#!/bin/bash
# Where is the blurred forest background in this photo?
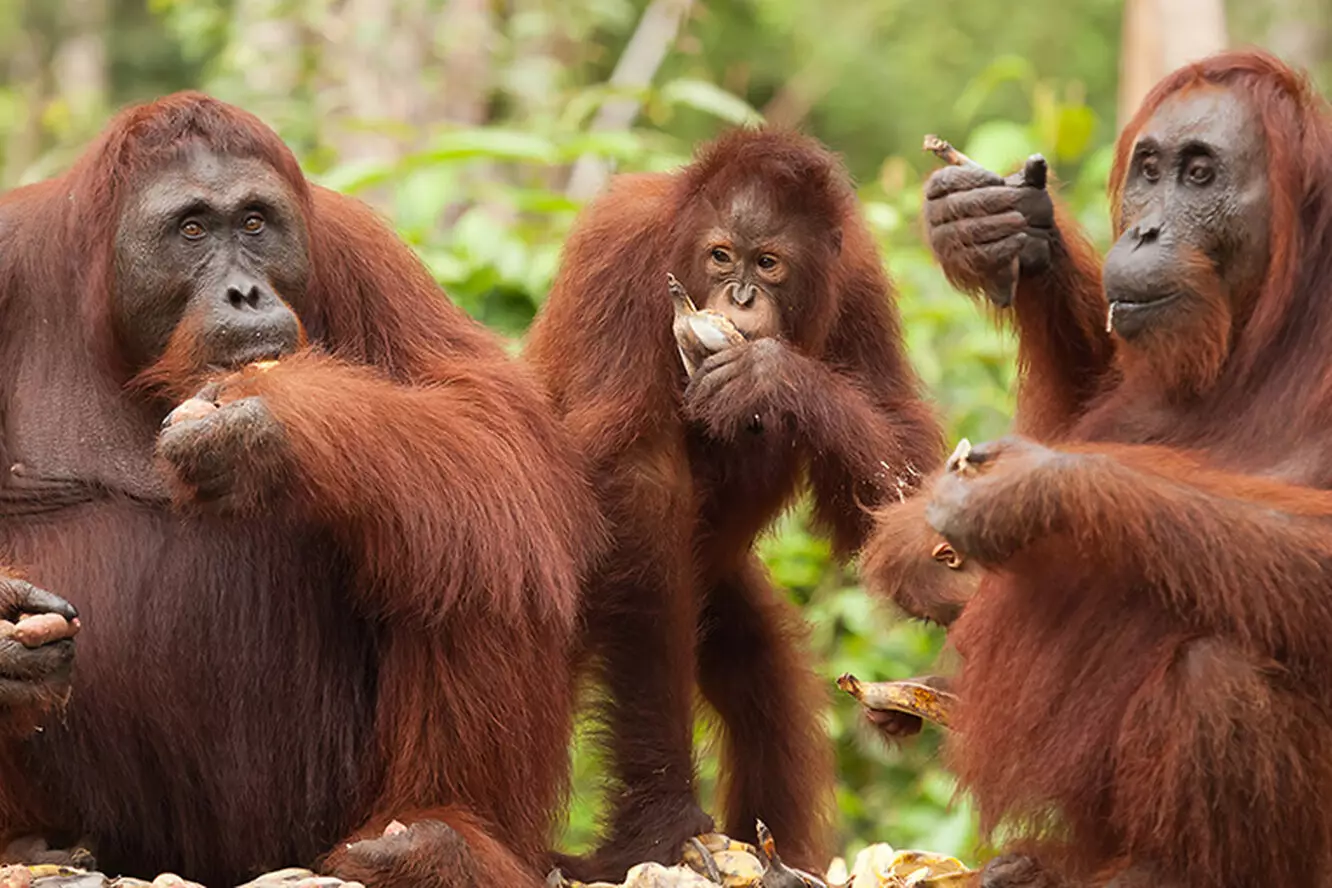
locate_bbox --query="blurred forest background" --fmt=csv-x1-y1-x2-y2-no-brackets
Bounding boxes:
1,0,1325,868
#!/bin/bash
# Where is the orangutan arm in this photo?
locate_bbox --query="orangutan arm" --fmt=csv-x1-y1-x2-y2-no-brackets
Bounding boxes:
927,436,1332,662
156,351,597,626
925,162,1116,440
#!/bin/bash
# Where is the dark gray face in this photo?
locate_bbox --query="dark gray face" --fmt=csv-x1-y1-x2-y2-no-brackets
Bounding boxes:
1103,86,1270,340
692,183,834,342
112,146,310,370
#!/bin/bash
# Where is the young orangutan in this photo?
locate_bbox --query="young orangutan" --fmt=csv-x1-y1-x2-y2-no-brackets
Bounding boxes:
527,128,944,882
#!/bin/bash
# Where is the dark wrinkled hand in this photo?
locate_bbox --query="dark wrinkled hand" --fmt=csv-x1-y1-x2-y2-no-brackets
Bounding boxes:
157,383,289,512
865,707,925,741
683,339,804,441
925,436,1068,565
925,156,1054,297
2,835,97,870
980,854,1066,888
0,578,77,717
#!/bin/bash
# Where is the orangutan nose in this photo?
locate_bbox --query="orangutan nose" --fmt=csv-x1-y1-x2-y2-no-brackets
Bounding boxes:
1132,210,1163,247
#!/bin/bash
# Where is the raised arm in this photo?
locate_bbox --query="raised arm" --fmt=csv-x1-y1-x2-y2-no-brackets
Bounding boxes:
926,436,1332,665
925,161,1116,439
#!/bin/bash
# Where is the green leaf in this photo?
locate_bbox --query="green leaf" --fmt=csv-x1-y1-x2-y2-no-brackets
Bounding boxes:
476,288,539,337
419,248,470,286
658,78,763,126
558,83,652,130
393,166,459,233
558,130,650,164
421,129,562,165
506,187,583,216
315,158,397,194
1054,104,1097,163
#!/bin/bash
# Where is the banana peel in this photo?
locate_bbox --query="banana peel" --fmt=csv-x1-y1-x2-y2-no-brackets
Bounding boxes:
754,821,827,887
944,439,974,476
669,273,745,378
831,844,976,888
836,674,955,729
684,834,763,885
885,849,973,886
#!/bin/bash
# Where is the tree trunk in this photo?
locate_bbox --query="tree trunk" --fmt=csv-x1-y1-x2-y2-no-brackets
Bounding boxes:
564,0,694,201
315,0,444,208
1117,0,1228,128
332,0,423,164
3,39,45,187
3,2,52,187
52,0,108,129
227,0,308,136
436,0,496,127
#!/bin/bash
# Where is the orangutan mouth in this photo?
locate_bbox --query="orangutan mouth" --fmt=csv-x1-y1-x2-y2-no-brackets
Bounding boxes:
1106,291,1182,334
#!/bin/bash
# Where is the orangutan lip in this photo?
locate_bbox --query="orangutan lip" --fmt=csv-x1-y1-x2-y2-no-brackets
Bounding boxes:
1107,292,1182,336
225,346,288,368
1109,291,1182,309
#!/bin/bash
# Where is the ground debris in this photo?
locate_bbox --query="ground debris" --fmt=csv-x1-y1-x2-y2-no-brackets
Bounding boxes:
236,868,363,888
0,864,365,888
549,824,977,888
3,828,969,888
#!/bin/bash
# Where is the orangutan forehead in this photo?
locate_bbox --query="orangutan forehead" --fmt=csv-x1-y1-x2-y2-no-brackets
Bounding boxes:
707,181,793,239
129,145,300,217
1135,85,1266,166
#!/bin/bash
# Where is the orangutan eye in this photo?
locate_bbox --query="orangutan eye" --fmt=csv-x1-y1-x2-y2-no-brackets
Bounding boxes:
1140,154,1161,183
1185,157,1215,187
757,254,778,270
710,247,733,264
179,219,206,241
241,212,266,234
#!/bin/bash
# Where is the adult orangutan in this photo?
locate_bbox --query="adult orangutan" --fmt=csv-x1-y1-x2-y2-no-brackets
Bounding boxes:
525,128,943,881
865,51,1332,888
0,92,604,888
